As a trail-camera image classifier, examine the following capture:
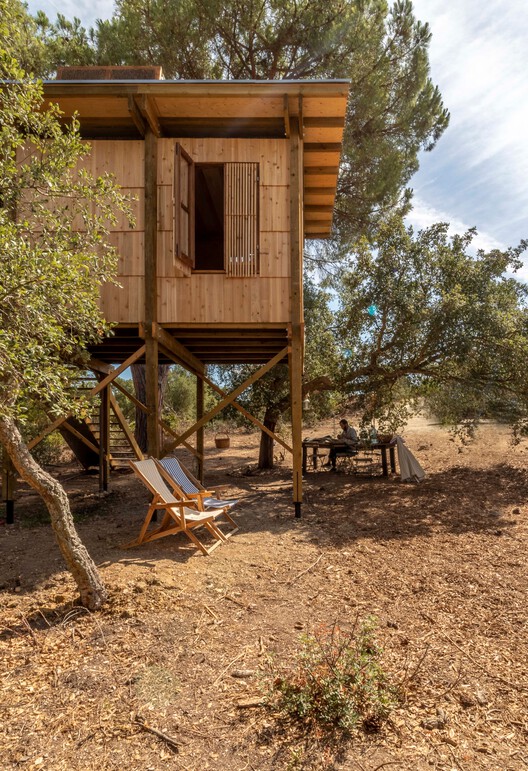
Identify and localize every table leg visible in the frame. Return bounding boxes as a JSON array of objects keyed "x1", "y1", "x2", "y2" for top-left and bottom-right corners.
[
  {"x1": 302, "y1": 444, "x2": 307, "y2": 474},
  {"x1": 312, "y1": 446, "x2": 318, "y2": 470},
  {"x1": 389, "y1": 446, "x2": 396, "y2": 473},
  {"x1": 380, "y1": 446, "x2": 388, "y2": 476}
]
